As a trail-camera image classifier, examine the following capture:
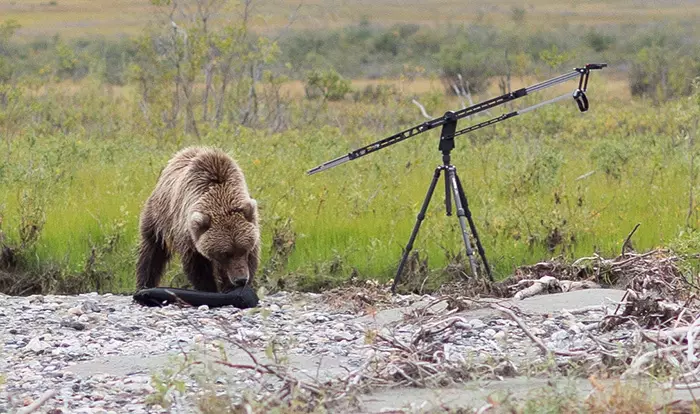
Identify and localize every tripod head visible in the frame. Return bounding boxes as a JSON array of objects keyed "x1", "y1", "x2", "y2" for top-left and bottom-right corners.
[
  {"x1": 439, "y1": 111, "x2": 458, "y2": 164},
  {"x1": 307, "y1": 63, "x2": 607, "y2": 175}
]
